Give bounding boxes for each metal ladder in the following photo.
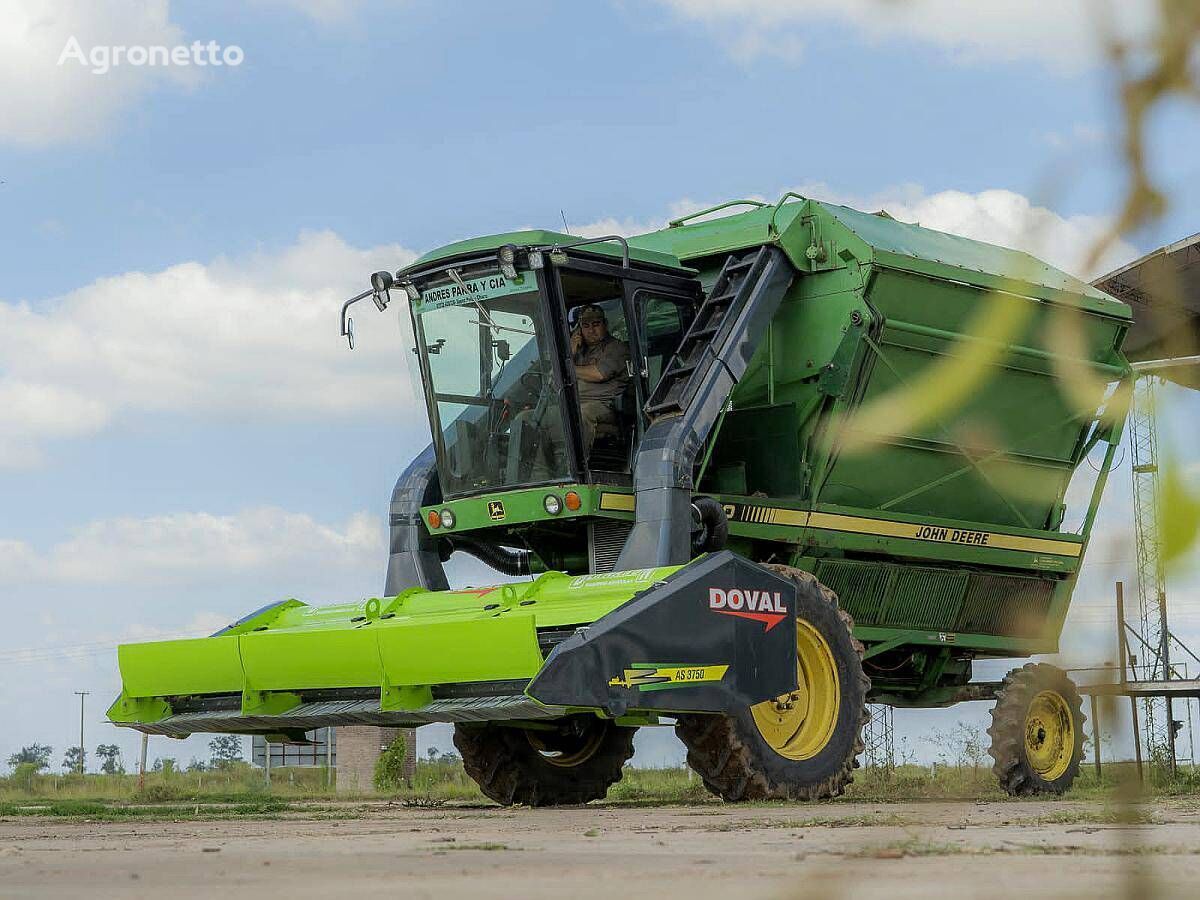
[616,244,794,569]
[643,246,779,421]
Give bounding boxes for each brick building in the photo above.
[252,726,416,793]
[335,726,416,793]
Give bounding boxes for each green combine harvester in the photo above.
[111,194,1149,804]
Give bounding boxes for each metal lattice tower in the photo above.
[863,704,895,773]
[1129,375,1176,770]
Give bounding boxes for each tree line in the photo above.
[5,735,243,775]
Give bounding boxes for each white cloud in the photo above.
[0,538,39,578]
[0,380,110,467]
[566,199,734,238]
[251,0,366,24]
[1043,123,1105,151]
[655,0,1159,70]
[0,506,384,587]
[0,0,198,146]
[0,230,419,466]
[120,611,235,644]
[569,215,668,239]
[848,185,1139,280]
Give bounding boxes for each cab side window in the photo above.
[639,293,690,392]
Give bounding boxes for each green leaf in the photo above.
[1162,458,1200,567]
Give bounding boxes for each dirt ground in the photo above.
[3,799,1200,899]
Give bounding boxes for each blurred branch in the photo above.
[1086,0,1200,274]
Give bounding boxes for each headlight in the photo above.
[498,244,518,281]
[440,509,456,529]
[543,494,563,515]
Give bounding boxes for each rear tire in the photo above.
[454,717,635,807]
[675,565,869,801]
[987,662,1084,796]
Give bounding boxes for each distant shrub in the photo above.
[374,738,413,792]
[134,783,186,803]
[8,763,40,793]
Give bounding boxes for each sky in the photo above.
[1,0,1198,773]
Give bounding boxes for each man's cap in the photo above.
[578,304,607,324]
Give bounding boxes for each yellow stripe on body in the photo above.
[598,492,635,512]
[768,507,806,527]
[805,512,1082,558]
[650,664,729,684]
[597,492,1081,558]
[608,664,730,689]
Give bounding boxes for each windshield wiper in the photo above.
[445,267,535,336]
[468,318,535,336]
[447,268,503,333]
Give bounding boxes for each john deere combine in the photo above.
[111,195,1142,803]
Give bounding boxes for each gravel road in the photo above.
[3,799,1200,899]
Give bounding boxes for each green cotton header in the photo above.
[414,271,535,315]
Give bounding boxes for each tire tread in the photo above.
[454,721,635,807]
[986,662,1084,796]
[676,565,870,801]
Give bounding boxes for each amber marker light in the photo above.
[564,491,582,511]
[427,510,442,529]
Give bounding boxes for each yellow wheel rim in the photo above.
[1024,690,1074,781]
[751,620,840,761]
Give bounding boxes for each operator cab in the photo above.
[397,233,701,499]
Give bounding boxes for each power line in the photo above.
[0,631,201,665]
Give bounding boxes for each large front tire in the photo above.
[987,662,1084,796]
[675,566,870,801]
[454,717,635,807]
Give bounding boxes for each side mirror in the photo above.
[370,270,394,312]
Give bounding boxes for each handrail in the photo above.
[1131,355,1200,373]
[668,199,769,228]
[767,191,808,237]
[542,234,631,268]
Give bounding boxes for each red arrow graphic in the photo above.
[711,608,788,632]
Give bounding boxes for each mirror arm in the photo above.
[340,288,374,349]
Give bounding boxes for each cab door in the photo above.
[632,289,696,398]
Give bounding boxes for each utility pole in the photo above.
[138,733,149,790]
[326,727,334,791]
[74,691,89,774]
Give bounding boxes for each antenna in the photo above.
[560,209,572,235]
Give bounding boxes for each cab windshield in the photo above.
[413,272,572,496]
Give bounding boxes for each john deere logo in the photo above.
[487,500,506,520]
